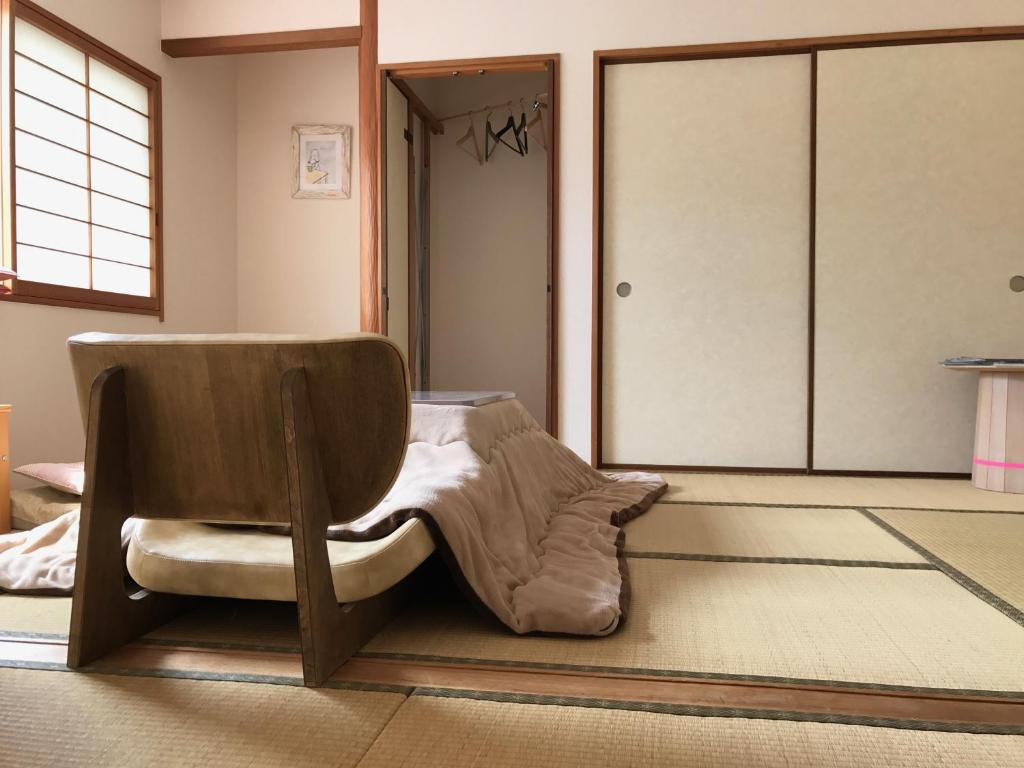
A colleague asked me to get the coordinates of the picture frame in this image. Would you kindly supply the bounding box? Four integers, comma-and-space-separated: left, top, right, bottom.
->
291, 124, 352, 199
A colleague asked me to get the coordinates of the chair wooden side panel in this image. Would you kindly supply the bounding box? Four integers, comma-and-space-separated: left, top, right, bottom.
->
282, 367, 408, 687
68, 366, 190, 669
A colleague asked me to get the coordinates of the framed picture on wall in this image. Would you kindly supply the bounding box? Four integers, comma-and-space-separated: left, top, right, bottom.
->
292, 124, 352, 199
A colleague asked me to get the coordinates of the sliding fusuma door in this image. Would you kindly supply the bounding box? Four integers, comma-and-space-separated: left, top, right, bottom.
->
600, 54, 811, 468
814, 40, 1024, 473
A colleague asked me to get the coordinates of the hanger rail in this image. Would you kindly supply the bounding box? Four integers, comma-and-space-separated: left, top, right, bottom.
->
438, 92, 549, 123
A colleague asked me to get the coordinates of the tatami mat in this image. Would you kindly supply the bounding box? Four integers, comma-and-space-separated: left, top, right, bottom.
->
0, 666, 404, 767
0, 595, 70, 637
358, 695, 1024, 767
873, 508, 1024, 614
0, 594, 306, 651
660, 473, 1024, 511
143, 599, 302, 651
625, 504, 925, 563
364, 559, 1024, 693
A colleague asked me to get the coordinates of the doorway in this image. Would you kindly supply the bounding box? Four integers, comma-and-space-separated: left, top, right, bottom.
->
378, 55, 559, 433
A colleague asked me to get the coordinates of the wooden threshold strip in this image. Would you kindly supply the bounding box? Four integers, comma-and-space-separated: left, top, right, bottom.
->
3, 638, 1023, 731
161, 26, 361, 58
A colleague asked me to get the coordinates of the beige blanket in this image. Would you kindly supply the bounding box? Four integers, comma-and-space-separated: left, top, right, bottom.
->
1, 400, 663, 635
329, 400, 665, 634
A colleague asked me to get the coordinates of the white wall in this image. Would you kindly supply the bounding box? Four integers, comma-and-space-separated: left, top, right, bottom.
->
418, 72, 549, 423
0, 0, 238, 486
379, 0, 1024, 462
8, 1, 1023, 475
161, 0, 359, 38
234, 47, 361, 334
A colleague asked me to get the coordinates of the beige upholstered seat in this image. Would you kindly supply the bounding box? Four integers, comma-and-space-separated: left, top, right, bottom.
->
126, 518, 435, 603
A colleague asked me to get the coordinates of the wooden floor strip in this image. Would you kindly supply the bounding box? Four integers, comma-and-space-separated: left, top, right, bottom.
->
2, 638, 1022, 733
354, 650, 1024, 700
340, 659, 1024, 733
406, 687, 1024, 735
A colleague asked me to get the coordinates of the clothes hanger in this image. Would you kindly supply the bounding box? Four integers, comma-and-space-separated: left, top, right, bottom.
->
485, 105, 522, 160
456, 115, 483, 165
512, 99, 529, 156
526, 95, 547, 151
484, 109, 501, 161
502, 103, 525, 156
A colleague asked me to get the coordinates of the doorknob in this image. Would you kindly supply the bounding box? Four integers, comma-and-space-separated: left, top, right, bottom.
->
1011, 275, 1024, 293
616, 282, 631, 298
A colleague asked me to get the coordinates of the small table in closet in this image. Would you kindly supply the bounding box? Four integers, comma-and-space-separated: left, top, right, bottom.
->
944, 360, 1024, 493
411, 391, 515, 406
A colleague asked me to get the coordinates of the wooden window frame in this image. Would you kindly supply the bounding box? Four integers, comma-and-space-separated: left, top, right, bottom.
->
0, 0, 163, 318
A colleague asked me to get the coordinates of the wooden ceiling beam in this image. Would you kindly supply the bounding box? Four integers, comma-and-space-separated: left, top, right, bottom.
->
161, 26, 361, 58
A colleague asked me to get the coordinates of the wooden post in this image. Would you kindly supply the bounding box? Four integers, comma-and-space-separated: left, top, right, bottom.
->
359, 0, 382, 333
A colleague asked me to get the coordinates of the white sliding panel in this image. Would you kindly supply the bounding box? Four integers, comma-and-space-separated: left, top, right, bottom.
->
385, 79, 410, 365
602, 54, 811, 467
815, 40, 1024, 473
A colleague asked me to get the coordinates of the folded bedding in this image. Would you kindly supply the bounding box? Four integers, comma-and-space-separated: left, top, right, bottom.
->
10, 486, 81, 531
1, 399, 664, 635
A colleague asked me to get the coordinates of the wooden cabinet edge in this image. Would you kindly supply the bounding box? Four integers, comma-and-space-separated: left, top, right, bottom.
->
0, 405, 10, 534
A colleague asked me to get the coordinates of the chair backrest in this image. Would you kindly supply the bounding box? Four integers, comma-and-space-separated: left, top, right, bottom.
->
68, 333, 410, 525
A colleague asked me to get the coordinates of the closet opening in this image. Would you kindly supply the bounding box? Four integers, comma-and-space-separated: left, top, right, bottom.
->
377, 55, 559, 435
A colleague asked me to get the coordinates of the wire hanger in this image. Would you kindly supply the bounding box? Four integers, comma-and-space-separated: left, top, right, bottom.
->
455, 115, 483, 165
526, 94, 547, 151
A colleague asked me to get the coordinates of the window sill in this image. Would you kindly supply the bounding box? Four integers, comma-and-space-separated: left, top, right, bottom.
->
0, 287, 162, 318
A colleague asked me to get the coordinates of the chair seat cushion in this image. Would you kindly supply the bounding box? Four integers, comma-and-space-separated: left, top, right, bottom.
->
126, 518, 435, 603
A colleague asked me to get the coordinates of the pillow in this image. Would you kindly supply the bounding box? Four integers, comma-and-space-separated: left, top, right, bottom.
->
13, 461, 85, 496
11, 486, 81, 530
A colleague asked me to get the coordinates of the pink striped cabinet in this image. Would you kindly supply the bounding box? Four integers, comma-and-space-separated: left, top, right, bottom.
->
0, 405, 9, 533
949, 367, 1024, 493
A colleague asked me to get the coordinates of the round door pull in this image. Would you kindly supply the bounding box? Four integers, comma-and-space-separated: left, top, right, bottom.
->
1011, 275, 1024, 293
616, 282, 632, 298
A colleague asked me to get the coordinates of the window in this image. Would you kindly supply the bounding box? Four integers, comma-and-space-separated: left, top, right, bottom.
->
1, 0, 162, 315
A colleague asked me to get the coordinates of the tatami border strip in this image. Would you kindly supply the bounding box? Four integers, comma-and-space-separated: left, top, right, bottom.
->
0, 630, 67, 642
0, 631, 305, 655
858, 508, 1024, 629
0, 656, 412, 694
135, 636, 301, 654
409, 687, 1024, 735
657, 499, 1024, 515
355, 652, 1024, 700
625, 552, 935, 569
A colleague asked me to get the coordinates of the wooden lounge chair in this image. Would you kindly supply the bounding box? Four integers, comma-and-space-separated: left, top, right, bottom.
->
65, 333, 426, 687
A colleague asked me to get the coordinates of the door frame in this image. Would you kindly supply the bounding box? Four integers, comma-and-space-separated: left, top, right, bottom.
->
373, 53, 561, 436
378, 77, 433, 384
592, 25, 1024, 475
